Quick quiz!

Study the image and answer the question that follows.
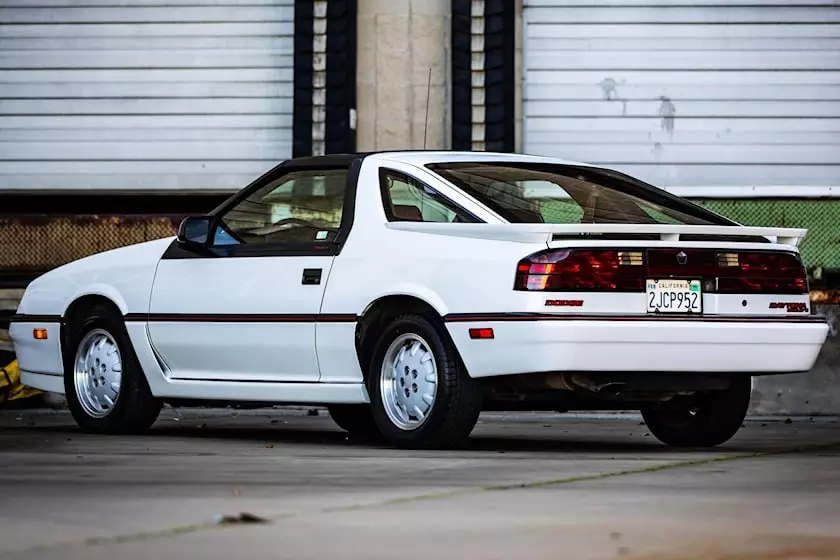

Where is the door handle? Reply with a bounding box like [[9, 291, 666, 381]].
[[302, 268, 322, 285]]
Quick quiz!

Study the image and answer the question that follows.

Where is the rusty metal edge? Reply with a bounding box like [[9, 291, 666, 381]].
[[810, 290, 840, 305]]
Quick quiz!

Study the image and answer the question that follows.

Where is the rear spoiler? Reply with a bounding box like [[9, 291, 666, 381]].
[[386, 223, 808, 247]]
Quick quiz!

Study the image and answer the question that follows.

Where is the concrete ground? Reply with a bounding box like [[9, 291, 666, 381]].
[[0, 408, 839, 560]]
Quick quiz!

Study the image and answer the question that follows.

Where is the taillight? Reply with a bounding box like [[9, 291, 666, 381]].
[[715, 251, 808, 294], [514, 248, 808, 294], [514, 249, 645, 291]]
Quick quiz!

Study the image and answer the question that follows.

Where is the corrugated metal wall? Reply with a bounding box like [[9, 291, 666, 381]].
[[522, 1, 840, 196], [0, 1, 295, 193]]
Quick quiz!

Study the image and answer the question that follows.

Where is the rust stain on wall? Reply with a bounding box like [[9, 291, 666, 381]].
[[658, 95, 676, 134]]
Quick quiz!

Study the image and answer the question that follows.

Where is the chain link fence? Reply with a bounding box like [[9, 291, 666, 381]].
[[0, 214, 183, 347], [0, 215, 181, 282], [692, 199, 840, 275]]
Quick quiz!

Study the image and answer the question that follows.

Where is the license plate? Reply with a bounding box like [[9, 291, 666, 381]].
[[646, 279, 702, 314]]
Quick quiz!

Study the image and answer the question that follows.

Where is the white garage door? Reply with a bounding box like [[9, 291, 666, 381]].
[[0, 1, 294, 192], [522, 1, 840, 197]]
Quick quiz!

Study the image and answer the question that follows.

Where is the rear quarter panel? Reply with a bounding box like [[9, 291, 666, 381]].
[[317, 227, 544, 383], [322, 229, 544, 316], [319, 155, 546, 317], [315, 156, 546, 382]]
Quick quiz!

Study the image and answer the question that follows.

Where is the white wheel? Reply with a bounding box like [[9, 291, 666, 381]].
[[64, 303, 161, 434], [369, 314, 482, 449], [379, 333, 438, 431], [73, 329, 122, 418]]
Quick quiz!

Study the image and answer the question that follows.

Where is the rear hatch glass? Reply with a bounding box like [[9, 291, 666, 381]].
[[428, 162, 729, 227]]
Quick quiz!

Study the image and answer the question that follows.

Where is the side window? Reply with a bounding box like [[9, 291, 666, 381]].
[[380, 169, 479, 223], [214, 168, 347, 246]]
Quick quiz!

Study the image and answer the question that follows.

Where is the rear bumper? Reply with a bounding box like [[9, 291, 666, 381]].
[[446, 315, 829, 378]]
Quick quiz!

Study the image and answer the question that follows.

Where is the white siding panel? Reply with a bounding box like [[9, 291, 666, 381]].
[[0, 7, 294, 23], [1, 161, 269, 174], [0, 1, 294, 192], [527, 23, 840, 39], [528, 117, 840, 131], [527, 51, 839, 70], [0, 161, 272, 190], [525, 100, 840, 117], [1, 51, 293, 69], [0, 174, 264, 191], [0, 82, 292, 98], [527, 84, 840, 101], [2, 98, 294, 115], [526, 144, 837, 165], [0, 115, 294, 128], [525, 0, 839, 5], [522, 3, 840, 193], [524, 7, 840, 23], [2, 142, 293, 161], [527, 37, 840, 51], [0, 23, 292, 38], [0, 36, 294, 51], [2, 128, 292, 142], [524, 82, 840, 101], [0, 69, 292, 82], [527, 70, 840, 85], [5, 0, 289, 5], [528, 131, 840, 146]]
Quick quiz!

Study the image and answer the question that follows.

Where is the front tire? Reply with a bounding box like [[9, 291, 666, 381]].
[[368, 314, 482, 449], [642, 376, 751, 447], [64, 304, 161, 434]]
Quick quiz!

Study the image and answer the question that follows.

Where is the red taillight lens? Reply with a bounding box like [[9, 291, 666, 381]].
[[515, 248, 808, 294], [514, 249, 645, 291], [716, 251, 808, 294]]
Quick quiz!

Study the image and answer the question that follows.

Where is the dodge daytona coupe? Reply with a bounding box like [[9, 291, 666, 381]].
[[10, 151, 829, 448]]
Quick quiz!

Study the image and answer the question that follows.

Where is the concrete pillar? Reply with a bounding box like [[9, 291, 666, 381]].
[[357, 0, 451, 151]]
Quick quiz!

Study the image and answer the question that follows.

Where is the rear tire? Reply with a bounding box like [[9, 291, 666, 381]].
[[327, 404, 379, 437], [368, 314, 482, 449], [64, 304, 161, 434], [642, 376, 751, 447]]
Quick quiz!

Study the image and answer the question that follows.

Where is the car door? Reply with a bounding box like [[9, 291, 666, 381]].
[[147, 164, 352, 383]]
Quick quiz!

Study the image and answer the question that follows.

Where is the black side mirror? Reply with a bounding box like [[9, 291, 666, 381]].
[[177, 216, 214, 247]]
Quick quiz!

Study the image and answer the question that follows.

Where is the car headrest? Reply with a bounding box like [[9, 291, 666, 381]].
[[504, 207, 545, 223], [392, 205, 423, 222], [291, 173, 346, 198]]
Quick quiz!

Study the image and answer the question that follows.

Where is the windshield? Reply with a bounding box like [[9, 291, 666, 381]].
[[427, 162, 731, 226]]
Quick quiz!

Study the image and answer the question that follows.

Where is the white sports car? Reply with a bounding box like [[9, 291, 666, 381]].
[[10, 151, 828, 448]]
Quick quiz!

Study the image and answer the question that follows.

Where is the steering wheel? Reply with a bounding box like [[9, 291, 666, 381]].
[[241, 217, 316, 235]]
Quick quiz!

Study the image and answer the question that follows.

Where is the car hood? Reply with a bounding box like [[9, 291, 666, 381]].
[[18, 237, 176, 316]]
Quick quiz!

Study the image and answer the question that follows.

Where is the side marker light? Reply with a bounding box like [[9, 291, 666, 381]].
[[469, 328, 494, 340]]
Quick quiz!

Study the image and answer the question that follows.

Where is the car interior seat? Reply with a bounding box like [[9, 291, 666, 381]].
[[392, 204, 424, 222]]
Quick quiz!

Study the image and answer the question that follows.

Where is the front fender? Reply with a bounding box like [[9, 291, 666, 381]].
[[16, 237, 172, 318], [67, 284, 130, 316]]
